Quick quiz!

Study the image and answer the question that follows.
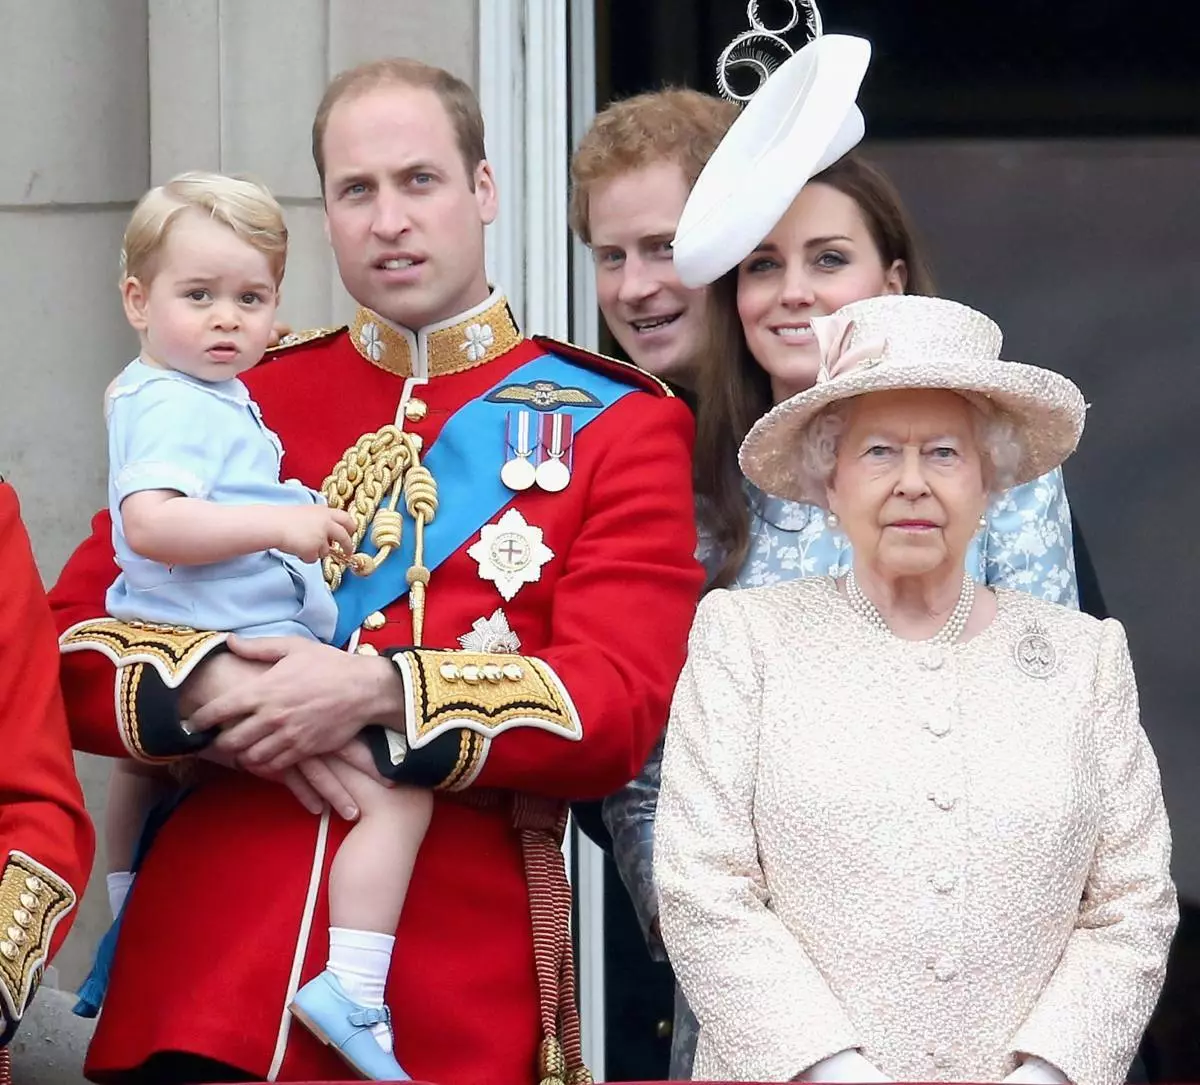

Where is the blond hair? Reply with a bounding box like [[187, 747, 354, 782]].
[[570, 88, 740, 244], [312, 58, 486, 191], [121, 171, 288, 287]]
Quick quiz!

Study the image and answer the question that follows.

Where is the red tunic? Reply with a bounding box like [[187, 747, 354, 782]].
[[0, 483, 93, 1044], [49, 299, 703, 1084]]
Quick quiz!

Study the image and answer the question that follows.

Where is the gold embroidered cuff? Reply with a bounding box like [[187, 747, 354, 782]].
[[387, 650, 583, 790], [59, 618, 228, 687], [0, 852, 75, 1029], [60, 618, 229, 762]]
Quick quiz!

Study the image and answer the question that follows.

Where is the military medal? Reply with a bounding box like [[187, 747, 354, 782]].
[[535, 413, 573, 493], [500, 410, 537, 491], [467, 509, 555, 601]]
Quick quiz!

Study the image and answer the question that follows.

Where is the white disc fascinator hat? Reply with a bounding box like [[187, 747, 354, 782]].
[[738, 295, 1089, 505], [672, 1, 872, 288]]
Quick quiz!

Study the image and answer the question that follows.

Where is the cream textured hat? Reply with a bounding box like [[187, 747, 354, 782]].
[[738, 295, 1088, 504], [671, 31, 871, 288]]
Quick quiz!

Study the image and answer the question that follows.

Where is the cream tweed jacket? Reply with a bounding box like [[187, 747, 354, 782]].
[[656, 578, 1176, 1085]]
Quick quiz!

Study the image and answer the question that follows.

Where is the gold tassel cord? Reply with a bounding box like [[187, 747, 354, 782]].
[[320, 426, 438, 646], [402, 463, 437, 645]]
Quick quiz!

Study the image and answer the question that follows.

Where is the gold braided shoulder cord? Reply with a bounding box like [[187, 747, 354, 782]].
[[320, 425, 439, 645]]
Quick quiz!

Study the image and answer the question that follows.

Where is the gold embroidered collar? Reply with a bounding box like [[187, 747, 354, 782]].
[[349, 291, 522, 378]]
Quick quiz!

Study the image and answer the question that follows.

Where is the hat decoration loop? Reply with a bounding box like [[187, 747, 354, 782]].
[[717, 0, 824, 102], [812, 313, 888, 383]]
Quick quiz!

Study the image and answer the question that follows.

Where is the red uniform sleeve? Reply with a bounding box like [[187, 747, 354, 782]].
[[49, 507, 221, 763], [46, 508, 126, 757], [383, 395, 704, 800], [0, 483, 95, 1039]]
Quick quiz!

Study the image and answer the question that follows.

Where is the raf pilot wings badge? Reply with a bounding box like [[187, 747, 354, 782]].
[[484, 380, 602, 412]]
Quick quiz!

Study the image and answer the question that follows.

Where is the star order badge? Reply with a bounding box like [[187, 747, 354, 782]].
[[458, 609, 522, 653], [467, 509, 555, 601]]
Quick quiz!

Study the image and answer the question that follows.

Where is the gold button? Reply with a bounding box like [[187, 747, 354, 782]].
[[461, 664, 481, 684], [25, 877, 42, 893], [439, 662, 461, 682], [12, 908, 30, 928], [0, 941, 16, 960], [7, 927, 25, 944], [363, 611, 387, 631], [502, 663, 524, 681], [656, 1018, 672, 1039], [355, 643, 379, 657], [404, 398, 428, 422], [19, 893, 36, 910], [482, 664, 503, 683]]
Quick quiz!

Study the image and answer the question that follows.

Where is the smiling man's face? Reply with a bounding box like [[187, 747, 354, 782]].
[[587, 159, 714, 385]]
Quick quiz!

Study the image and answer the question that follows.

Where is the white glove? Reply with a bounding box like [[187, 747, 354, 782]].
[[797, 1048, 890, 1082], [1004, 1056, 1071, 1084]]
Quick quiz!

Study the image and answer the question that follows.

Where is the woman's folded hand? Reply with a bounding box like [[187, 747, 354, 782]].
[[1003, 1056, 1071, 1084], [796, 1048, 890, 1083]]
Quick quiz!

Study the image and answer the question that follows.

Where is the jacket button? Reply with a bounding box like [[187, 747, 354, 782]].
[[656, 1018, 672, 1039], [931, 871, 957, 894], [920, 647, 944, 670]]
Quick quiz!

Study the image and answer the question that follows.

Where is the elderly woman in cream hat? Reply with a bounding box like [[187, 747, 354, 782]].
[[654, 294, 1176, 1085]]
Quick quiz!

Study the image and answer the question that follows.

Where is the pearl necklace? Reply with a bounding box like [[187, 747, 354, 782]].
[[845, 569, 975, 646]]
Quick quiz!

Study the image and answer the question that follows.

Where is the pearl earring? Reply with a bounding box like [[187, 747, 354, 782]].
[[978, 514, 987, 529], [827, 512, 839, 528]]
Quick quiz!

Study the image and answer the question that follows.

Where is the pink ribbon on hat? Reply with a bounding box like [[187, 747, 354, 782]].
[[811, 312, 887, 383]]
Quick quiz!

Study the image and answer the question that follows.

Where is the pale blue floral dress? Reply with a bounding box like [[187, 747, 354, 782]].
[[603, 466, 1078, 1079]]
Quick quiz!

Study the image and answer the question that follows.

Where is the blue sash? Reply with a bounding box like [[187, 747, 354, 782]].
[[331, 350, 635, 645]]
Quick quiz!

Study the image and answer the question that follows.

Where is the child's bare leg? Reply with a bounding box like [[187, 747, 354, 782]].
[[316, 757, 433, 1055], [104, 761, 175, 918], [325, 759, 433, 934]]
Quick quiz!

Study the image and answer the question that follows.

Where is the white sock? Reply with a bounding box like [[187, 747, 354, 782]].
[[106, 871, 135, 920], [327, 927, 396, 1052]]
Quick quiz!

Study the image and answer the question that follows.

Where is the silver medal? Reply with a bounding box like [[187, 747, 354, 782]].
[[502, 410, 537, 491], [501, 456, 537, 491], [536, 413, 573, 493], [535, 457, 571, 493]]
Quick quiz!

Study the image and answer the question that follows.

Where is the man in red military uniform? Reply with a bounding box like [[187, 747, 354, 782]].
[[0, 482, 94, 1059], [50, 57, 702, 1085]]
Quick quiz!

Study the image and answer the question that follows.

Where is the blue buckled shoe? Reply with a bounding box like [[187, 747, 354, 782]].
[[289, 970, 411, 1081]]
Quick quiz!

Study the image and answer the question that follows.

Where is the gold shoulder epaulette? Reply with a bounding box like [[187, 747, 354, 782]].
[[266, 325, 346, 353], [531, 335, 675, 398]]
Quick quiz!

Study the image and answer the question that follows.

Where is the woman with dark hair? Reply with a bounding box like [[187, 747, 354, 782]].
[[692, 152, 945, 592]]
